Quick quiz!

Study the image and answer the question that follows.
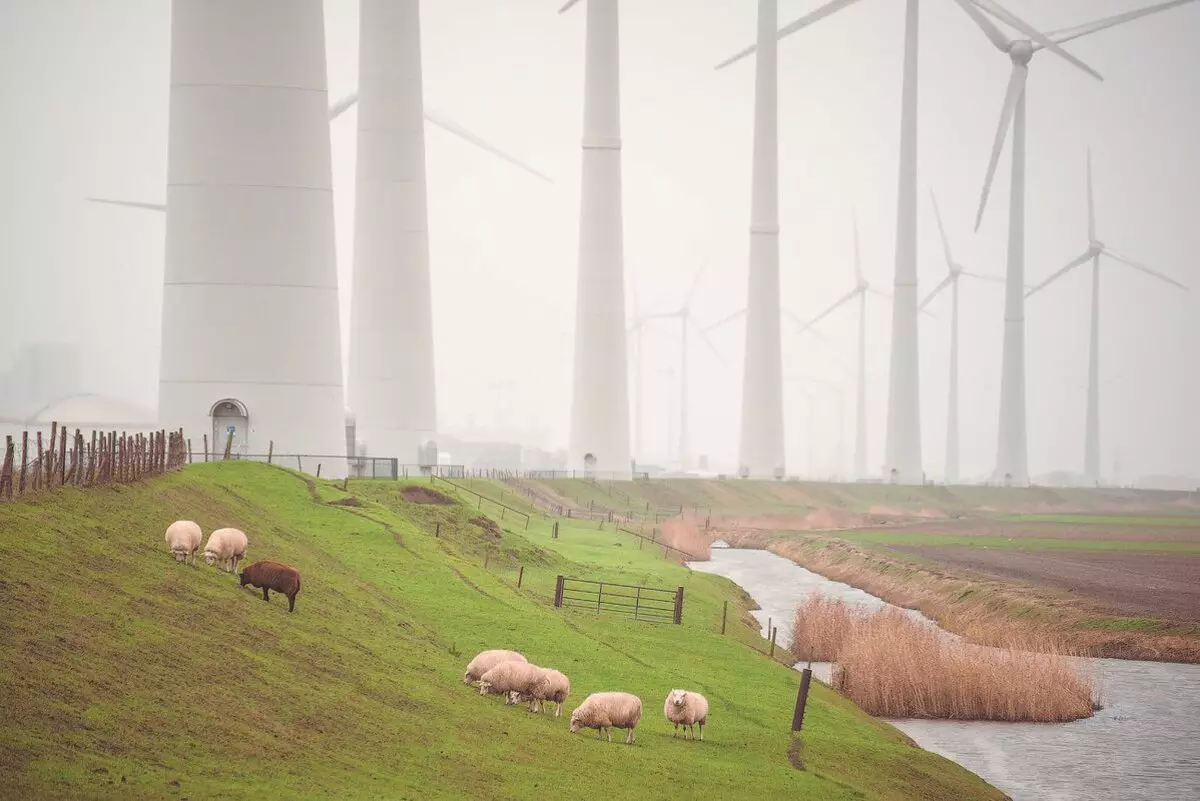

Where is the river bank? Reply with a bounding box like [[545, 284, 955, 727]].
[[690, 547, 1200, 801]]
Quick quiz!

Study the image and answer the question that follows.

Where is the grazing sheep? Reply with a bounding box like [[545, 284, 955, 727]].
[[478, 661, 543, 705], [569, 692, 643, 744], [664, 688, 709, 740], [239, 560, 302, 613], [463, 649, 528, 686], [513, 668, 571, 716], [203, 527, 248, 573], [164, 520, 202, 566]]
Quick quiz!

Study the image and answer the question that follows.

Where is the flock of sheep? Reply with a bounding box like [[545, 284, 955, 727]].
[[464, 648, 709, 744], [164, 520, 303, 612]]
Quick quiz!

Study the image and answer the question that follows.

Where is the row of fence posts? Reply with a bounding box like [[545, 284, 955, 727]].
[[715, 600, 810, 731], [1, 423, 187, 500]]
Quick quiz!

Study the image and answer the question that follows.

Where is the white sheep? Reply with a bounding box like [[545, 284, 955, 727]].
[[478, 661, 544, 705], [203, 527, 248, 573], [164, 520, 203, 566], [663, 688, 709, 740], [512, 668, 571, 716], [462, 649, 528, 686], [569, 691, 643, 744]]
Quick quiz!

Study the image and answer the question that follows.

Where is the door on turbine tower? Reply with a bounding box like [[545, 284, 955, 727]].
[[210, 399, 248, 458], [583, 453, 596, 480]]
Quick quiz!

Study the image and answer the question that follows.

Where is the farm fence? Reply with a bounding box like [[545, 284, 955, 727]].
[[1, 422, 188, 501], [552, 575, 684, 624]]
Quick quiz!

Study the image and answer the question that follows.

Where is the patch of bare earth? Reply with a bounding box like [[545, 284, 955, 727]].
[[891, 547, 1200, 622], [399, 486, 454, 505]]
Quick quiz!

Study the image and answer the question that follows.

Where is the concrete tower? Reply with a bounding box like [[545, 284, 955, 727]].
[[346, 0, 437, 464], [158, 0, 347, 474], [563, 0, 631, 476], [739, 0, 786, 479]]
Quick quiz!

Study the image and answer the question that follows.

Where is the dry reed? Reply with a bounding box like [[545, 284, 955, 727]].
[[660, 517, 712, 560], [793, 597, 1097, 722]]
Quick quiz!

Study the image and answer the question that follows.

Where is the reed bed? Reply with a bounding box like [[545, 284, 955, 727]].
[[660, 517, 712, 560], [792, 597, 1098, 722]]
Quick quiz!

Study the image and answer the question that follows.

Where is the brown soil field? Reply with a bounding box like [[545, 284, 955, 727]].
[[886, 518, 1200, 543], [892, 546, 1200, 622]]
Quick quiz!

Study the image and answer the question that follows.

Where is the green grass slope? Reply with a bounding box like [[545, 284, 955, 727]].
[[0, 463, 1004, 800]]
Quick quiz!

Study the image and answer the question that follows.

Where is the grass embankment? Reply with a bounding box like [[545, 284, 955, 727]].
[[792, 599, 1096, 722], [727, 530, 1200, 663], [0, 462, 1005, 800]]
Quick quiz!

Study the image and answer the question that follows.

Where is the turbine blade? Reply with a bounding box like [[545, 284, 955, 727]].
[[1025, 249, 1093, 298], [961, 270, 1006, 284], [949, 0, 1012, 51], [1102, 247, 1191, 292], [867, 286, 892, 301], [714, 0, 866, 70], [929, 187, 954, 268], [558, 0, 584, 13], [975, 63, 1028, 231], [795, 289, 859, 333], [975, 0, 1104, 81], [1087, 147, 1096, 242], [1045, 0, 1199, 48], [919, 274, 954, 310], [86, 197, 166, 213], [682, 264, 706, 309], [694, 324, 727, 364], [701, 307, 747, 333], [328, 92, 358, 121], [425, 109, 553, 184]]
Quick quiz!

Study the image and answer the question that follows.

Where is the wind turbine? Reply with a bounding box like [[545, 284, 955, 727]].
[[560, 0, 632, 476], [643, 268, 724, 472], [715, 0, 1095, 485], [970, 0, 1196, 487], [921, 187, 1004, 485], [1025, 149, 1189, 484]]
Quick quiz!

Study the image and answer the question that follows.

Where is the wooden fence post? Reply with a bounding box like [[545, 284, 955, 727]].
[[19, 431, 28, 495], [224, 430, 234, 460], [791, 668, 813, 732], [316, 463, 322, 478], [770, 627, 778, 659], [483, 549, 489, 569], [203, 434, 209, 462], [721, 600, 728, 635], [553, 575, 565, 608], [518, 565, 525, 588], [58, 424, 67, 487], [435, 522, 441, 538], [187, 438, 193, 464], [1, 436, 13, 500], [673, 586, 684, 625], [267, 440, 274, 464]]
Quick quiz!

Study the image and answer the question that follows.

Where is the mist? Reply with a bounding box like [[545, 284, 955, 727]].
[[2, 0, 1197, 484]]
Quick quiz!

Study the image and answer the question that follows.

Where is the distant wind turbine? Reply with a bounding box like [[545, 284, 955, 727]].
[[715, 0, 1092, 484], [969, 0, 1195, 487], [794, 215, 933, 479], [643, 267, 724, 472], [1025, 149, 1189, 484], [921, 187, 1004, 485]]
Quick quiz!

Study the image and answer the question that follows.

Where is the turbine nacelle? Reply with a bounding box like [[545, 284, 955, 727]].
[[1008, 39, 1035, 65]]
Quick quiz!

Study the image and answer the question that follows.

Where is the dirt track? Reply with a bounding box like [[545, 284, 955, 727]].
[[892, 546, 1200, 622]]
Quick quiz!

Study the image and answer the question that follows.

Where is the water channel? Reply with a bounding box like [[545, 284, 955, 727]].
[[689, 547, 1200, 801]]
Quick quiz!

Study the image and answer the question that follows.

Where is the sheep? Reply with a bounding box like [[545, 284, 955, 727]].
[[478, 661, 544, 705], [512, 668, 571, 717], [164, 520, 202, 566], [239, 560, 302, 613], [663, 688, 709, 741], [462, 649, 528, 686], [569, 692, 643, 744], [203, 527, 248, 573]]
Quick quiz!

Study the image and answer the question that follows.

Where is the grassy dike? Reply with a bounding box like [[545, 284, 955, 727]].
[[0, 462, 1005, 800]]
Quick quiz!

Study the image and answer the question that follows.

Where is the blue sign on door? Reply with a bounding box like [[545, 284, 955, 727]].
[[227, 425, 235, 434]]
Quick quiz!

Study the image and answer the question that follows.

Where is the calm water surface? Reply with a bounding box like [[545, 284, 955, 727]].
[[689, 547, 1200, 801]]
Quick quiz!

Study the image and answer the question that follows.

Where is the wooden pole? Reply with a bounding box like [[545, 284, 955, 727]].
[[19, 431, 28, 495], [267, 440, 274, 464], [554, 575, 565, 608], [57, 424, 67, 487], [518, 565, 525, 588], [721, 600, 728, 635], [1, 436, 13, 500], [770, 626, 777, 659], [224, 430, 234, 460], [203, 433, 209, 462], [673, 587, 684, 625], [35, 432, 44, 490], [791, 668, 813, 731]]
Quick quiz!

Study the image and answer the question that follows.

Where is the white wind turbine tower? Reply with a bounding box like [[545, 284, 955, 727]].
[[643, 269, 724, 472], [1025, 149, 1189, 485], [921, 187, 1004, 485], [718, 0, 786, 480], [155, 0, 347, 473], [716, 0, 1093, 485], [970, 0, 1197, 487], [561, 0, 632, 476]]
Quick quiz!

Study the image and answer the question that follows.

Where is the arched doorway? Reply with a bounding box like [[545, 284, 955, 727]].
[[583, 452, 596, 480], [210, 399, 248, 457]]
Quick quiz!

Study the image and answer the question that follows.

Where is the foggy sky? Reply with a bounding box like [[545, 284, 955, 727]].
[[1, 0, 1198, 480]]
